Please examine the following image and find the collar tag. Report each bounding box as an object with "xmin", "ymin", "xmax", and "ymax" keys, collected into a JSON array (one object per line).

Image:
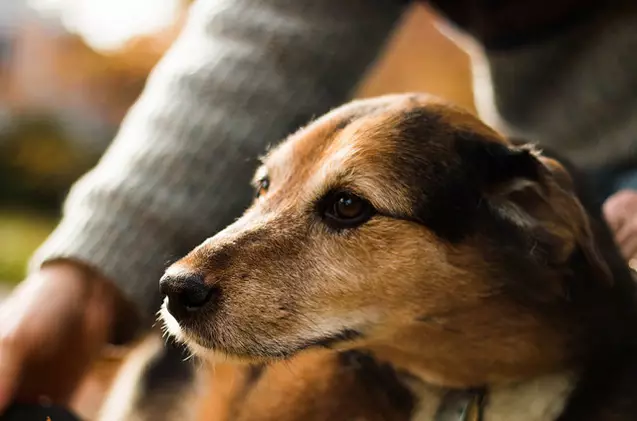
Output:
[{"xmin": 434, "ymin": 389, "xmax": 484, "ymax": 421}]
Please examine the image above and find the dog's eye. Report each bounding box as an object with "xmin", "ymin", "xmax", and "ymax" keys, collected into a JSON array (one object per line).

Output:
[
  {"xmin": 255, "ymin": 177, "xmax": 270, "ymax": 198},
  {"xmin": 322, "ymin": 192, "xmax": 374, "ymax": 228}
]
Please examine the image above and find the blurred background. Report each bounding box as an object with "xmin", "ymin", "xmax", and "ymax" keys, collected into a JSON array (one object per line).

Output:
[
  {"xmin": 0, "ymin": 0, "xmax": 186, "ymax": 284},
  {"xmin": 0, "ymin": 1, "xmax": 475, "ymax": 287},
  {"xmin": 0, "ymin": 0, "xmax": 475, "ymax": 418}
]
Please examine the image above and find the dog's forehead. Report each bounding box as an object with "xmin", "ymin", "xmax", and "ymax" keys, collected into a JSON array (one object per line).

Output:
[
  {"xmin": 262, "ymin": 95, "xmax": 504, "ymax": 215},
  {"xmin": 268, "ymin": 95, "xmax": 501, "ymax": 167}
]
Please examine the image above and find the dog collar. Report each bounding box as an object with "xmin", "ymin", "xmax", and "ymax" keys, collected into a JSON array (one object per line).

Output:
[{"xmin": 434, "ymin": 389, "xmax": 485, "ymax": 421}]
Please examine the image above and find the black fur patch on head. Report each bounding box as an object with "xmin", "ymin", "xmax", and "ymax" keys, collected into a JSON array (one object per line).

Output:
[
  {"xmin": 387, "ymin": 109, "xmax": 485, "ymax": 242},
  {"xmin": 454, "ymin": 133, "xmax": 541, "ymax": 187},
  {"xmin": 387, "ymin": 108, "xmax": 464, "ymax": 242},
  {"xmin": 388, "ymin": 108, "xmax": 545, "ymax": 243}
]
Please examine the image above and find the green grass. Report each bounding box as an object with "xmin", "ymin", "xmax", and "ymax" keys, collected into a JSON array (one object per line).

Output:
[{"xmin": 0, "ymin": 210, "xmax": 57, "ymax": 285}]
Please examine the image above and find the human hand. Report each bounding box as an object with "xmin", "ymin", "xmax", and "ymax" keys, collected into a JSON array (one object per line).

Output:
[
  {"xmin": 0, "ymin": 262, "xmax": 120, "ymax": 412},
  {"xmin": 603, "ymin": 189, "xmax": 637, "ymax": 269}
]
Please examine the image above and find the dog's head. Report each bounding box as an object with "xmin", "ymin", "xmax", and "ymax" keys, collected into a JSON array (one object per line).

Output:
[{"xmin": 160, "ymin": 94, "xmax": 613, "ymax": 387}]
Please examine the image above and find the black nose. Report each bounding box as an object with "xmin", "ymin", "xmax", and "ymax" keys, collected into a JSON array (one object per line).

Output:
[{"xmin": 159, "ymin": 272, "xmax": 219, "ymax": 320}]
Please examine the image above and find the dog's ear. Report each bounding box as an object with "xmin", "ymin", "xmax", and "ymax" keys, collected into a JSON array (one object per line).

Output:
[{"xmin": 458, "ymin": 136, "xmax": 612, "ymax": 285}]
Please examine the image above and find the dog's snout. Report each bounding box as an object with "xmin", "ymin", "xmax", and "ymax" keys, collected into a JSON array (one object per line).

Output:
[{"xmin": 160, "ymin": 272, "xmax": 219, "ymax": 320}]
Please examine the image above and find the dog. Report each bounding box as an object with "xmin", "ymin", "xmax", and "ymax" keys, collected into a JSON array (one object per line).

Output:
[{"xmin": 103, "ymin": 93, "xmax": 637, "ymax": 421}]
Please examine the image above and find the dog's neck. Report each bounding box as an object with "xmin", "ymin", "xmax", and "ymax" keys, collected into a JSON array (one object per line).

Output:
[
  {"xmin": 365, "ymin": 342, "xmax": 579, "ymax": 421},
  {"xmin": 407, "ymin": 371, "xmax": 576, "ymax": 421}
]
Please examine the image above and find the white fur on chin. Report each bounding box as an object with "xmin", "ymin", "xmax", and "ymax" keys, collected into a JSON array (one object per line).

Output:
[
  {"xmin": 158, "ymin": 301, "xmax": 184, "ymax": 341},
  {"xmin": 158, "ymin": 301, "xmax": 239, "ymax": 364}
]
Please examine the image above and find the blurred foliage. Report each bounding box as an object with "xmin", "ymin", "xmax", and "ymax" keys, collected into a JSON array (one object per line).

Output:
[
  {"xmin": 0, "ymin": 114, "xmax": 103, "ymax": 212},
  {"xmin": 0, "ymin": 0, "xmax": 193, "ymax": 286},
  {"xmin": 0, "ymin": 115, "xmax": 103, "ymax": 283},
  {"xmin": 0, "ymin": 210, "xmax": 56, "ymax": 283}
]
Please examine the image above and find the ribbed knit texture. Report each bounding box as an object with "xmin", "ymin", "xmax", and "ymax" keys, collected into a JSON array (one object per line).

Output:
[{"xmin": 30, "ymin": 0, "xmax": 637, "ymax": 331}]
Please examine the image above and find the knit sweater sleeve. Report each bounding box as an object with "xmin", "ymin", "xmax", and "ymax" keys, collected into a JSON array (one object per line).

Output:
[{"xmin": 28, "ymin": 0, "xmax": 405, "ymax": 325}]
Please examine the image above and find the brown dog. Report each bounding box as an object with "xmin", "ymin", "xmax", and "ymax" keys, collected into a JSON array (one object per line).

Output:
[{"xmin": 144, "ymin": 94, "xmax": 637, "ymax": 421}]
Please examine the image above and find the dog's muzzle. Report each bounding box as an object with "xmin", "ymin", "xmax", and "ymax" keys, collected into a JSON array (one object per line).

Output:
[{"xmin": 159, "ymin": 272, "xmax": 220, "ymax": 322}]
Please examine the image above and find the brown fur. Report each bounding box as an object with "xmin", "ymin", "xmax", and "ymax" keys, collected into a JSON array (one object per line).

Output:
[{"xmin": 157, "ymin": 93, "xmax": 637, "ymax": 421}]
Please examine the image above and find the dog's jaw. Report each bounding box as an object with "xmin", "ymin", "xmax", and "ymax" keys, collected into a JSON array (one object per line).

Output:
[
  {"xmin": 159, "ymin": 302, "xmax": 242, "ymax": 363},
  {"xmin": 159, "ymin": 302, "xmax": 214, "ymax": 359},
  {"xmin": 159, "ymin": 298, "xmax": 374, "ymax": 361}
]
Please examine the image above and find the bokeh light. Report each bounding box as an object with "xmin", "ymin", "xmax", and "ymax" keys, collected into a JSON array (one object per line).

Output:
[{"xmin": 28, "ymin": 0, "xmax": 181, "ymax": 52}]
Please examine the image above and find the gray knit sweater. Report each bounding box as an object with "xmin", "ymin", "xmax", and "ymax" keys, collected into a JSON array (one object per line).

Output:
[{"xmin": 30, "ymin": 0, "xmax": 637, "ymax": 328}]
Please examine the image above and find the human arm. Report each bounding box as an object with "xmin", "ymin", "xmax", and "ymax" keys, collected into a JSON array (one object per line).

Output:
[
  {"xmin": 31, "ymin": 0, "xmax": 407, "ymax": 325},
  {"xmin": 0, "ymin": 0, "xmax": 407, "ymax": 410}
]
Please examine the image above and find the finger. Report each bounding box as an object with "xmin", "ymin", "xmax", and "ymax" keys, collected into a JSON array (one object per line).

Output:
[
  {"xmin": 603, "ymin": 190, "xmax": 637, "ymax": 232},
  {"xmin": 617, "ymin": 226, "xmax": 637, "ymax": 261},
  {"xmin": 616, "ymin": 220, "xmax": 637, "ymax": 248},
  {"xmin": 603, "ymin": 207, "xmax": 624, "ymax": 233},
  {"xmin": 0, "ymin": 346, "xmax": 24, "ymax": 413},
  {"xmin": 603, "ymin": 201, "xmax": 628, "ymax": 233},
  {"xmin": 606, "ymin": 214, "xmax": 625, "ymax": 234}
]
